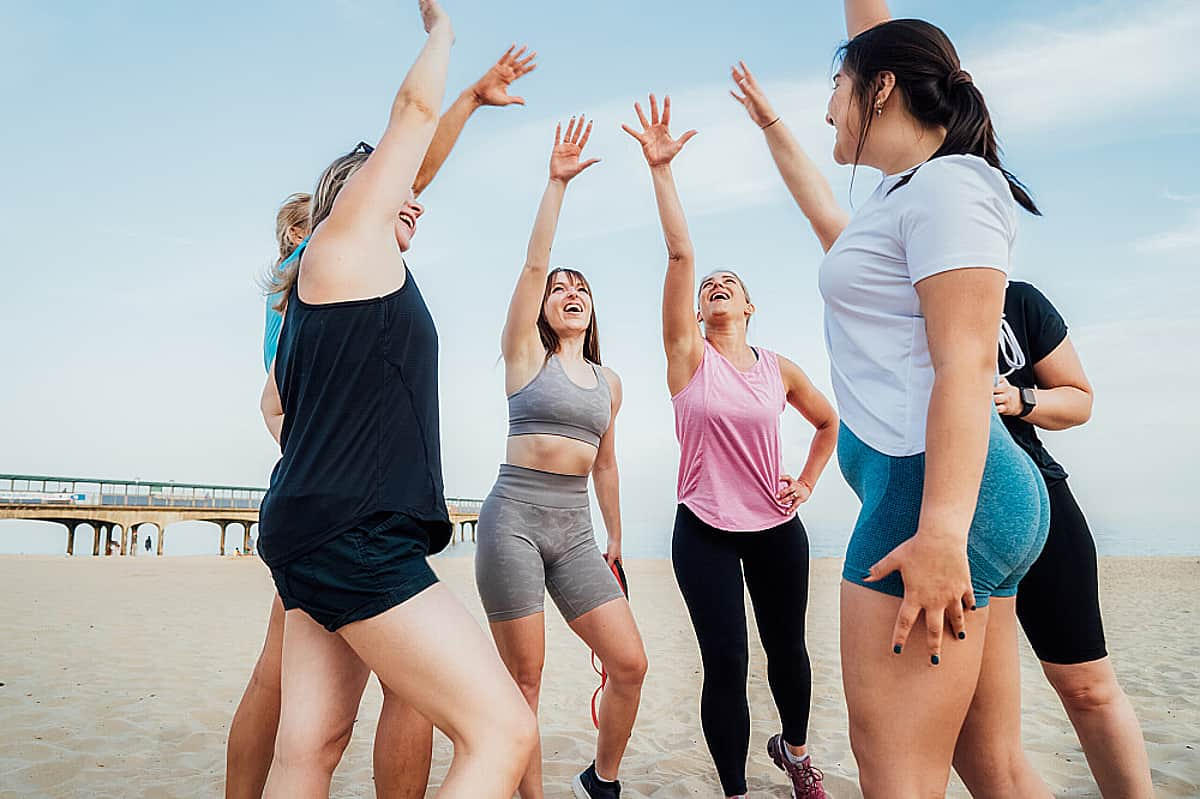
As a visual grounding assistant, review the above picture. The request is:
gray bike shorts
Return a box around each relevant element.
[474,464,624,623]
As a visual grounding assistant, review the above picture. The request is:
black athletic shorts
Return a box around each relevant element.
[269,512,439,633]
[1015,479,1108,665]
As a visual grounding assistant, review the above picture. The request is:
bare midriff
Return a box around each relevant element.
[506,434,597,477]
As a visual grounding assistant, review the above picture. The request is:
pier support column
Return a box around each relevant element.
[219,524,226,556]
[120,525,129,556]
[92,525,101,557]
[104,526,114,556]
[156,525,165,557]
[243,525,252,555]
[471,521,476,543]
[66,524,75,556]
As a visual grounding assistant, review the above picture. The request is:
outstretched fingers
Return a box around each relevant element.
[554,122,562,146]
[578,118,594,149]
[649,93,660,126]
[634,101,650,131]
[620,123,643,143]
[678,129,698,147]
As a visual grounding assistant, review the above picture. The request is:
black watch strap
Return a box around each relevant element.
[1017,387,1037,418]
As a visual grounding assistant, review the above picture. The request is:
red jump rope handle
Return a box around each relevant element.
[590,558,630,729]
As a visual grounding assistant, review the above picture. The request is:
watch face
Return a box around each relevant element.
[1021,388,1037,407]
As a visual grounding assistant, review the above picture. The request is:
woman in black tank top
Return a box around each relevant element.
[253,3,535,796]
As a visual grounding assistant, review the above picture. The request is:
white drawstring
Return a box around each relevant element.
[998,314,1026,378]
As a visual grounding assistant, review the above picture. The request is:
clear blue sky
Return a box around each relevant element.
[2,0,1198,556]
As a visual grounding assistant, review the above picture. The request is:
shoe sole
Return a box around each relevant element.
[570,773,590,799]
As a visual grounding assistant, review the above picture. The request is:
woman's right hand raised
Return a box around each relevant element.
[622,93,698,168]
[729,61,778,129]
[418,0,450,34]
[549,116,601,184]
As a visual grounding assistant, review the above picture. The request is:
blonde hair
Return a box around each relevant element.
[274,192,311,266]
[266,149,371,312]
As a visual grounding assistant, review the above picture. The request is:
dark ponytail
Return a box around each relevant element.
[839,18,1040,215]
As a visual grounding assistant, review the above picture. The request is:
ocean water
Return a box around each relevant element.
[1,515,1196,559]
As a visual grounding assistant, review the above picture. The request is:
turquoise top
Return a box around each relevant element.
[263,238,308,372]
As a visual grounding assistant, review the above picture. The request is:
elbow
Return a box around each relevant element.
[1075,389,1095,426]
[395,91,439,124]
[667,248,695,265]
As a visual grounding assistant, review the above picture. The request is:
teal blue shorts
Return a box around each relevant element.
[839,411,1050,607]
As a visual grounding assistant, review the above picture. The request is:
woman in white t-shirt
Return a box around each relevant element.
[730,3,1052,797]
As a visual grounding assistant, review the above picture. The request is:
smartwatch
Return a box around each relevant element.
[1017,387,1037,418]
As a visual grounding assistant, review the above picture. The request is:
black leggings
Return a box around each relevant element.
[671,504,813,797]
[1015,479,1108,665]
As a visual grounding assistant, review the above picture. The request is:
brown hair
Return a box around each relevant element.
[838,19,1039,214]
[538,268,602,365]
[266,147,372,312]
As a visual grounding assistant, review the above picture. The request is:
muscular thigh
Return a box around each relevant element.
[841,581,988,794]
[278,609,371,738]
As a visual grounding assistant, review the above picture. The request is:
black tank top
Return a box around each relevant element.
[258,267,451,567]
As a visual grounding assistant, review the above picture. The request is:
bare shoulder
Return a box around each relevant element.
[775,353,814,390]
[600,366,623,406]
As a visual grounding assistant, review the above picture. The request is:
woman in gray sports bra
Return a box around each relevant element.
[475,116,647,799]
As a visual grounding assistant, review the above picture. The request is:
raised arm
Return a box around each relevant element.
[730,62,848,251]
[501,117,600,370]
[774,357,839,510]
[622,94,703,395]
[322,0,453,236]
[413,44,537,196]
[845,0,891,37]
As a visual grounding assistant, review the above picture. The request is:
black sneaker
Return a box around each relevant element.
[571,762,621,799]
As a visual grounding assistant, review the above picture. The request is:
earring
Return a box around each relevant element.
[875,102,883,116]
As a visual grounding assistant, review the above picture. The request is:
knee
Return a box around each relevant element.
[1052,671,1121,715]
[509,662,544,703]
[607,646,648,689]
[273,719,353,775]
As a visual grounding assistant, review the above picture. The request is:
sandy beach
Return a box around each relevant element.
[0,554,1195,798]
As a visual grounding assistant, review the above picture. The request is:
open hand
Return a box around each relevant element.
[621,93,698,168]
[549,116,601,184]
[729,61,779,128]
[776,474,812,511]
[472,44,537,107]
[866,531,975,666]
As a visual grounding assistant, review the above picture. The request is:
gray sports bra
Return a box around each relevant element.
[507,354,612,447]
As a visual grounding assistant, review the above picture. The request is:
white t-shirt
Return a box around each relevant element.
[819,154,1017,457]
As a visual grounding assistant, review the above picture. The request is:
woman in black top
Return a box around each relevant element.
[255,2,535,796]
[995,281,1152,798]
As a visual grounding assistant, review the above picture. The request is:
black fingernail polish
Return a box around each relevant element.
[893,644,902,654]
[958,631,966,640]
[931,654,940,665]
[970,604,977,611]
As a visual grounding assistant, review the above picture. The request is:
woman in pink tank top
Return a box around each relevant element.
[623,95,838,799]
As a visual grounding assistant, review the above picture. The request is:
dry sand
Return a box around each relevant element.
[0,554,1196,798]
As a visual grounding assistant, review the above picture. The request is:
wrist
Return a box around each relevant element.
[649,163,674,176]
[463,86,485,109]
[760,115,781,130]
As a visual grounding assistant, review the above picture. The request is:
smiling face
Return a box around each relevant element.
[542,269,594,337]
[394,191,425,252]
[536,268,602,363]
[697,270,753,329]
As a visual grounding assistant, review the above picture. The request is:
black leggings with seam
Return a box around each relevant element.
[671,503,813,797]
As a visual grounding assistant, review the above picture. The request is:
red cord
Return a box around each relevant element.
[591,559,629,729]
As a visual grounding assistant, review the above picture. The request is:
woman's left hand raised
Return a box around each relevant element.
[471,44,537,107]
[549,115,601,184]
[622,93,698,168]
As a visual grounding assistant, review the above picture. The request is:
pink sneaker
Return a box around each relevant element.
[766,734,827,799]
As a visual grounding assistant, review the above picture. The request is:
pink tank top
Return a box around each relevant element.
[673,339,793,532]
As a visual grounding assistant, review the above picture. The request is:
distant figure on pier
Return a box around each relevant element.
[144,535,151,553]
